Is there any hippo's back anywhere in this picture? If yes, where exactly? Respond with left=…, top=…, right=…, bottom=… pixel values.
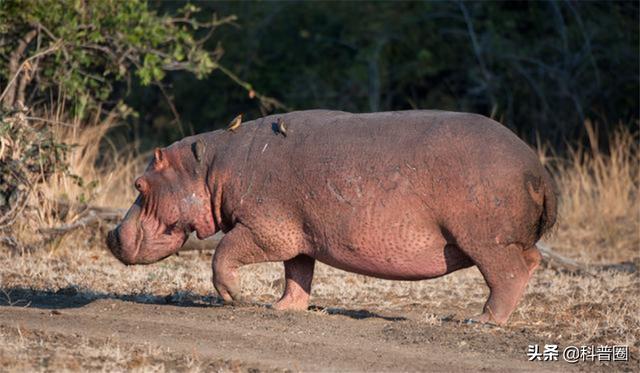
left=259, top=110, right=539, bottom=182
left=218, top=110, right=543, bottom=204
left=219, top=109, right=544, bottom=221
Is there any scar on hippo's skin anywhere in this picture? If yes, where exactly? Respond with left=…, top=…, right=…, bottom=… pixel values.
left=183, top=192, right=203, bottom=207
left=227, top=114, right=243, bottom=132
left=239, top=173, right=256, bottom=205
left=405, top=162, right=417, bottom=172
left=326, top=180, right=351, bottom=205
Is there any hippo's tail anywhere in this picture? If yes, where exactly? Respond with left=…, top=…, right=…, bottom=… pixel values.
left=536, top=169, right=558, bottom=240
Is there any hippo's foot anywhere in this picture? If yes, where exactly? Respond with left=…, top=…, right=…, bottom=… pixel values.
left=215, top=284, right=243, bottom=305
left=474, top=313, right=493, bottom=324
left=466, top=313, right=500, bottom=326
left=272, top=293, right=309, bottom=311
left=273, top=279, right=309, bottom=311
left=212, top=270, right=243, bottom=305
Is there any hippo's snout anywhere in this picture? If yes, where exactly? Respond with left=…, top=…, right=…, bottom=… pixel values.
left=106, top=227, right=136, bottom=265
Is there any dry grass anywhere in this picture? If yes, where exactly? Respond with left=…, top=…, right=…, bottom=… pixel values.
left=0, top=325, right=240, bottom=372
left=0, top=117, right=638, bottom=369
left=10, top=108, right=145, bottom=249
left=547, top=121, right=640, bottom=263
left=38, top=107, right=142, bottom=209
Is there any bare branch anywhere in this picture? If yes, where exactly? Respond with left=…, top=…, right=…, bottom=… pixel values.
left=168, top=14, right=238, bottom=30
left=458, top=1, right=496, bottom=108
left=38, top=210, right=120, bottom=235
left=0, top=42, right=62, bottom=107
left=536, top=241, right=586, bottom=272
left=15, top=60, right=33, bottom=106
left=217, top=64, right=291, bottom=112
left=537, top=242, right=636, bottom=274
left=2, top=30, right=37, bottom=109
left=155, top=81, right=186, bottom=137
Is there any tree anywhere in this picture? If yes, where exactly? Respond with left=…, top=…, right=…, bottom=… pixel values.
left=0, top=0, right=281, bottom=124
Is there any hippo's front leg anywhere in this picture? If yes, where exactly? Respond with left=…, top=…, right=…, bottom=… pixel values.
left=212, top=224, right=269, bottom=304
left=212, top=223, right=310, bottom=308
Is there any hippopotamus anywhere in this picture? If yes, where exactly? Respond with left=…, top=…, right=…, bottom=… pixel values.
left=107, top=110, right=557, bottom=324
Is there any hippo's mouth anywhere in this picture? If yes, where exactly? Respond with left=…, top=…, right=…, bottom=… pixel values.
left=108, top=220, right=188, bottom=265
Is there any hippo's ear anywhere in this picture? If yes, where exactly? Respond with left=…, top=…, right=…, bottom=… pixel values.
left=191, top=140, right=206, bottom=163
left=153, top=148, right=169, bottom=170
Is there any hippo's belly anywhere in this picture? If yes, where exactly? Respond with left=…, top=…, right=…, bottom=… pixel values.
left=315, top=240, right=473, bottom=280
left=303, top=193, right=474, bottom=280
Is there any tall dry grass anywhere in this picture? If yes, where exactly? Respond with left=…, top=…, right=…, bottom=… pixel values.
left=546, top=122, right=639, bottom=262
left=10, top=107, right=145, bottom=249
left=38, top=107, right=142, bottom=208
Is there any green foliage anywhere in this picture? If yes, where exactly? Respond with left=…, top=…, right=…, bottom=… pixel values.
left=0, top=0, right=234, bottom=117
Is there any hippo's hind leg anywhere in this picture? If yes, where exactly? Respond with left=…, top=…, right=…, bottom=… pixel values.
left=460, top=241, right=533, bottom=325
left=273, top=254, right=315, bottom=311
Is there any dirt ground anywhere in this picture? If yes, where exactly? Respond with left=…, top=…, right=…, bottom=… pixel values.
left=0, top=293, right=569, bottom=372
left=0, top=277, right=635, bottom=373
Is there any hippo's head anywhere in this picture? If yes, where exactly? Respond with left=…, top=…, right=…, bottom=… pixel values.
left=107, top=141, right=216, bottom=264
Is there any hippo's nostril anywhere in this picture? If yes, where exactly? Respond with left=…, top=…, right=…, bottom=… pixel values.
left=107, top=228, right=135, bottom=264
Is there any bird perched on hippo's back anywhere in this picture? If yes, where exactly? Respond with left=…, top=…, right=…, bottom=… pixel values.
left=226, top=114, right=242, bottom=132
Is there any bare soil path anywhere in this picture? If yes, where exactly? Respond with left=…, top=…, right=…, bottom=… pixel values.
left=0, top=290, right=582, bottom=372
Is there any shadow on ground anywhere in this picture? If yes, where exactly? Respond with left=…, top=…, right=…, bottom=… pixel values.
left=0, top=286, right=218, bottom=310
left=308, top=305, right=406, bottom=321
left=0, top=286, right=406, bottom=321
